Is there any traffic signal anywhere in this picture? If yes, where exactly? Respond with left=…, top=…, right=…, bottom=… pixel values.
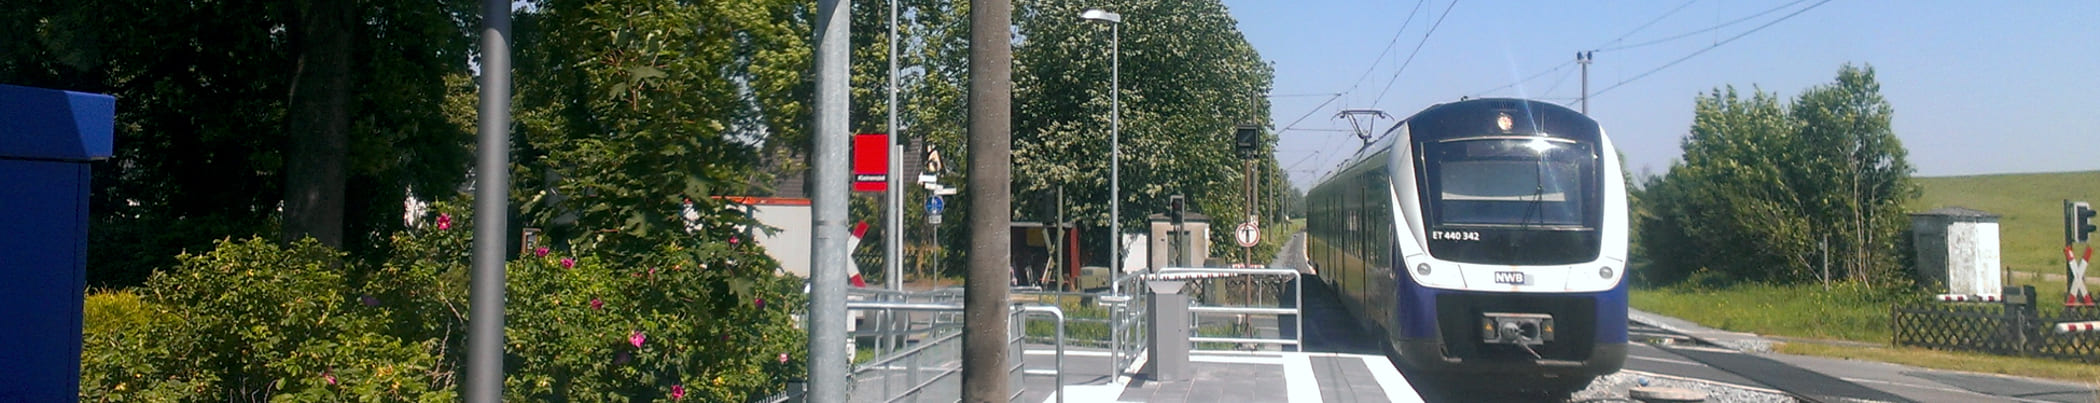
left=1168, top=194, right=1186, bottom=226
left=2076, top=201, right=2097, bottom=244
left=1234, top=124, right=1262, bottom=160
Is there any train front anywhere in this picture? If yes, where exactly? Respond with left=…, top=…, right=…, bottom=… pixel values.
left=1387, top=99, right=1628, bottom=386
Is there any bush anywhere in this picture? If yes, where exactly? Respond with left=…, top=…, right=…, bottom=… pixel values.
left=82, top=201, right=807, bottom=401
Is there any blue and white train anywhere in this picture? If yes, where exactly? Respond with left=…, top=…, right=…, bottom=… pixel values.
left=1306, top=98, right=1628, bottom=392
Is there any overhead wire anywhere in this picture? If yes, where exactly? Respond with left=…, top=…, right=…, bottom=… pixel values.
left=1596, top=0, right=1702, bottom=49
left=1590, top=0, right=1833, bottom=98
left=1467, top=0, right=1699, bottom=98
left=1538, top=66, right=1578, bottom=99
left=1596, top=0, right=1813, bottom=52
left=1370, top=0, right=1462, bottom=106
left=1339, top=0, right=1428, bottom=96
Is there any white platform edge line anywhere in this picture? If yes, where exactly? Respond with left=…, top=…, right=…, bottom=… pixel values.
left=1358, top=355, right=1426, bottom=403
left=1193, top=355, right=1285, bottom=365
left=1282, top=352, right=1324, bottom=403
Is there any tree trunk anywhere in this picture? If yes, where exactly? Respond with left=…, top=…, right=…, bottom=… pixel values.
left=282, top=0, right=355, bottom=247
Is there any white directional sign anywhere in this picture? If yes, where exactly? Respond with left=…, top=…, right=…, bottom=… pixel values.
left=1235, top=222, right=1260, bottom=248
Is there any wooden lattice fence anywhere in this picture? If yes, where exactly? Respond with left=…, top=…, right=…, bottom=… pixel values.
left=1893, top=303, right=2100, bottom=362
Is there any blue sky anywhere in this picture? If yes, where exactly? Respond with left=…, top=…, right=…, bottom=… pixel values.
left=1216, top=0, right=2100, bottom=189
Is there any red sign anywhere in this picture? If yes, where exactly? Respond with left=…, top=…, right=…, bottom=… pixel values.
left=852, top=133, right=888, bottom=192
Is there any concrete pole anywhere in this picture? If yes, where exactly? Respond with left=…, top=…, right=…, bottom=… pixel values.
left=465, top=0, right=511, bottom=401
left=886, top=0, right=903, bottom=293
left=882, top=0, right=905, bottom=357
left=963, top=0, right=1014, bottom=400
left=809, top=0, right=852, bottom=401
left=1577, top=51, right=1591, bottom=115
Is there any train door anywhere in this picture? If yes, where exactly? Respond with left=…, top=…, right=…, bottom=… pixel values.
left=1366, top=171, right=1394, bottom=337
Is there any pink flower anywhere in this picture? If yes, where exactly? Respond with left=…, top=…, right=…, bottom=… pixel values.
left=590, top=298, right=604, bottom=310
left=629, top=330, right=646, bottom=348
left=754, top=297, right=765, bottom=309
left=779, top=352, right=789, bottom=363
left=560, top=257, right=576, bottom=269
left=730, top=235, right=740, bottom=244
left=323, top=371, right=336, bottom=385
left=534, top=247, right=549, bottom=257
left=436, top=214, right=452, bottom=230
left=671, top=384, right=687, bottom=401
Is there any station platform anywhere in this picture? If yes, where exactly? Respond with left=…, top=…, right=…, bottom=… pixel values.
left=1020, top=348, right=1422, bottom=403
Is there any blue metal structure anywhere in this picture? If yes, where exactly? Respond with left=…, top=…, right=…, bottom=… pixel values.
left=0, top=84, right=115, bottom=401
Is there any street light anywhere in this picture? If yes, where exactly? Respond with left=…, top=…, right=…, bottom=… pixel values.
left=1081, top=9, right=1123, bottom=282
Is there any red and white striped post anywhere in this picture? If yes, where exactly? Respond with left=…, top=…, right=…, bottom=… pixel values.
left=1935, top=294, right=2002, bottom=303
left=2066, top=246, right=2092, bottom=307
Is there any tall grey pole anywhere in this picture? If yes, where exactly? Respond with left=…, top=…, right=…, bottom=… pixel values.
left=810, top=0, right=852, bottom=401
left=1577, top=51, right=1591, bottom=114
left=963, top=0, right=1013, bottom=400
left=1109, top=21, right=1122, bottom=278
left=882, top=0, right=905, bottom=360
left=886, top=0, right=903, bottom=293
left=466, top=0, right=511, bottom=401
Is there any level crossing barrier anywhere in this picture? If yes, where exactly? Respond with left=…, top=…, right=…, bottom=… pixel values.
left=1936, top=294, right=2003, bottom=302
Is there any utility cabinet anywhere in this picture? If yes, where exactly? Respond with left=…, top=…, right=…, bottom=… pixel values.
left=1147, top=212, right=1210, bottom=270
left=1910, top=207, right=2003, bottom=297
left=0, top=84, right=115, bottom=401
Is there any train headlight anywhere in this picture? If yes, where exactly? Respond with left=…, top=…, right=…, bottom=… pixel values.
left=1415, top=263, right=1431, bottom=276
left=1599, top=266, right=1615, bottom=279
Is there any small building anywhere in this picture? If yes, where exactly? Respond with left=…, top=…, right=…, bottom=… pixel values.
left=1910, top=207, right=2003, bottom=296
left=1148, top=212, right=1212, bottom=270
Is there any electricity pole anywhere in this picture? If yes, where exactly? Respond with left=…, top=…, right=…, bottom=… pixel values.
left=885, top=0, right=903, bottom=293
left=809, top=0, right=851, bottom=401
left=962, top=0, right=1014, bottom=401
left=1577, top=51, right=1593, bottom=114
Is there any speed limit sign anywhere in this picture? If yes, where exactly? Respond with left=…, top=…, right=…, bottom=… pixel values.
left=1235, top=222, right=1259, bottom=247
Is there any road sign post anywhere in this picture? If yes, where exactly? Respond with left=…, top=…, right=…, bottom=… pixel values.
left=1235, top=221, right=1259, bottom=265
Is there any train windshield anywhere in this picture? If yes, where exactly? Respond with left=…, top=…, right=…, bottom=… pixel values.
left=1431, top=138, right=1590, bottom=227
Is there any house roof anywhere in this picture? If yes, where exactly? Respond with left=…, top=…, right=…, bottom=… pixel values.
left=1910, top=206, right=2001, bottom=220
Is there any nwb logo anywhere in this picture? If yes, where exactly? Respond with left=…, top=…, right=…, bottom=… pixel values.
left=1493, top=271, right=1528, bottom=285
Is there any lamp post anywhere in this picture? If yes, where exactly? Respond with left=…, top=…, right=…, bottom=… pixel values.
left=1082, top=8, right=1122, bottom=283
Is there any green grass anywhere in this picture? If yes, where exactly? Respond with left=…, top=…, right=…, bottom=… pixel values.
left=1633, top=283, right=2100, bottom=385
left=1912, top=171, right=2100, bottom=276
left=1631, top=283, right=1901, bottom=343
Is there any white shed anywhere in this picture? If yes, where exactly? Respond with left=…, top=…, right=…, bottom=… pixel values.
left=1910, top=207, right=2003, bottom=296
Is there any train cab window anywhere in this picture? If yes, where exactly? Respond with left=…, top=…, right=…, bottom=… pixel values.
left=1429, top=138, right=1592, bottom=228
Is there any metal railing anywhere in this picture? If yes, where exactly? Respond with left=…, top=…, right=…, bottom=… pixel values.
left=1158, top=267, right=1304, bottom=352
left=831, top=291, right=1067, bottom=403
left=1015, top=305, right=1066, bottom=403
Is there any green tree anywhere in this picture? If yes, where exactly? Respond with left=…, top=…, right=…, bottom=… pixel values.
left=1010, top=0, right=1276, bottom=266
left=509, top=0, right=803, bottom=256
left=1638, top=64, right=1916, bottom=286
left=0, top=0, right=476, bottom=286
left=1790, top=65, right=1916, bottom=285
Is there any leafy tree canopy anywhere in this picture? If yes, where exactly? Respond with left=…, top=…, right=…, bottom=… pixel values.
left=1636, top=64, right=1917, bottom=287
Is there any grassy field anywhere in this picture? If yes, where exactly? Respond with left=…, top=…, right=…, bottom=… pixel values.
left=1912, top=171, right=2100, bottom=276
left=1632, top=283, right=1898, bottom=343
left=1630, top=284, right=2100, bottom=383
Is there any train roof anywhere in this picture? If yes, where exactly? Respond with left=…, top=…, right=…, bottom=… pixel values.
left=1311, top=98, right=1598, bottom=189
